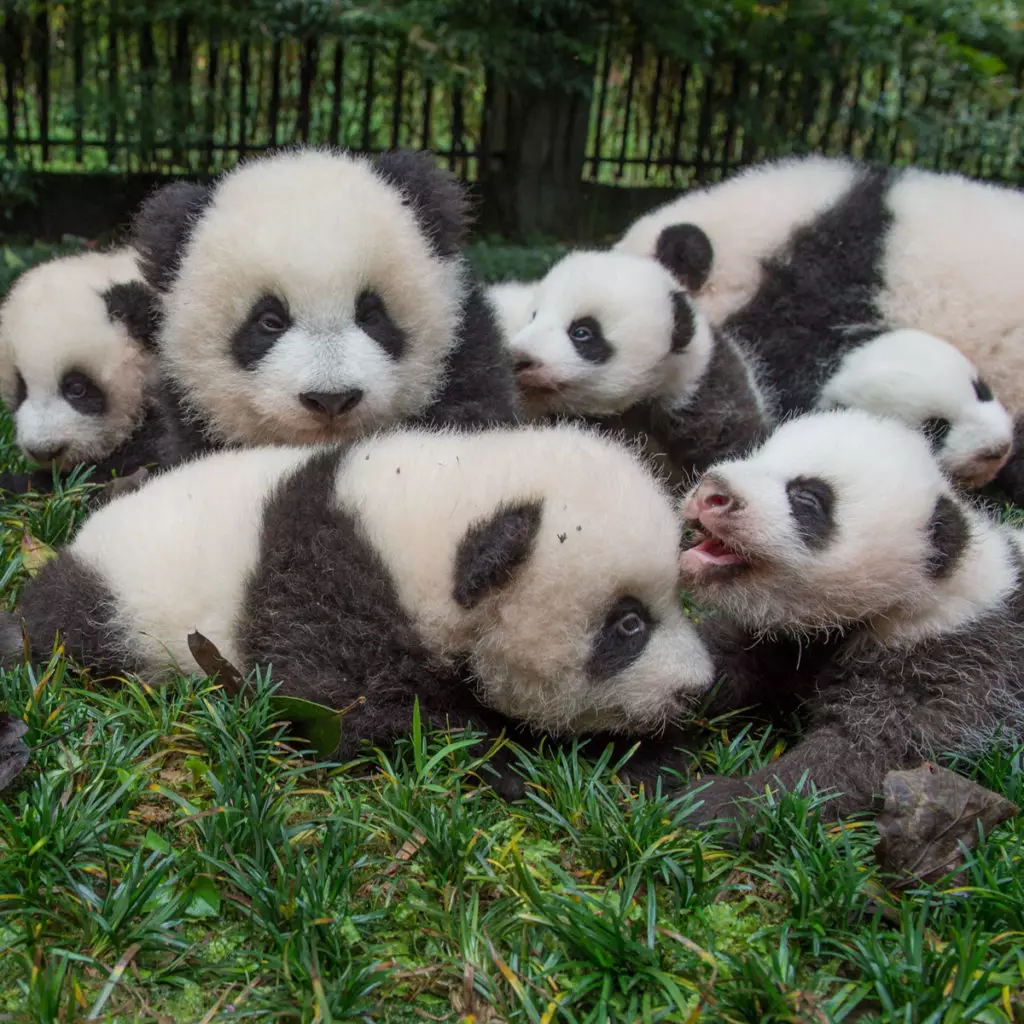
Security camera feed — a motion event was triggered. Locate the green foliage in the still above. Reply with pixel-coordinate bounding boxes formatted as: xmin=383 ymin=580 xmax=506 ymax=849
xmin=0 ymin=239 xmax=88 ymax=300
xmin=466 ymin=237 xmax=569 ymax=283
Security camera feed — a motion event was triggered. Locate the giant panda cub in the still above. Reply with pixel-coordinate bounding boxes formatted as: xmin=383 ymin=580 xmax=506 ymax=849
xmin=675 ymin=409 xmax=1024 ymax=824
xmin=506 ymin=249 xmax=771 ymax=481
xmin=2 ymin=423 xmax=715 ymax=796
xmin=0 ymin=249 xmax=162 ymax=493
xmin=132 ymin=148 xmax=520 ymax=464
xmin=615 ymin=156 xmax=1024 ymax=498
xmin=817 ymin=328 xmax=1013 ymax=489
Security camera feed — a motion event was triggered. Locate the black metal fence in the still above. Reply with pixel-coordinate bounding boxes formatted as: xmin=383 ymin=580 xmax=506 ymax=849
xmin=1 ymin=6 xmax=1022 ymax=188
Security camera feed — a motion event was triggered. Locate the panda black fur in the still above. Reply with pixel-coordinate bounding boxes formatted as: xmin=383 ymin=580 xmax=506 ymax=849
xmin=132 ymin=148 xmax=520 ymax=464
xmin=615 ymin=156 xmax=1024 ymax=496
xmin=506 ymin=249 xmax=772 ymax=482
xmin=674 ymin=410 xmax=1024 ymax=824
xmin=0 ymin=249 xmax=164 ymax=493
xmin=1 ymin=424 xmax=715 ymax=794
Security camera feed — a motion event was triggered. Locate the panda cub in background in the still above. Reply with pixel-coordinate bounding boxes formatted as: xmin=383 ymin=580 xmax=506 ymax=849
xmin=675 ymin=409 xmax=1024 ymax=825
xmin=817 ymin=328 xmax=1013 ymax=489
xmin=507 ymin=249 xmax=771 ymax=481
xmin=2 ymin=423 xmax=715 ymax=796
xmin=132 ymin=148 xmax=520 ymax=464
xmin=0 ymin=248 xmax=162 ymax=493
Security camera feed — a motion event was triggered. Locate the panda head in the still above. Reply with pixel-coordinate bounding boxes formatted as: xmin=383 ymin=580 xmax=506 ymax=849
xmin=487 ymin=280 xmax=538 ymax=344
xmin=132 ymin=148 xmax=470 ymax=447
xmin=0 ymin=249 xmax=159 ymax=468
xmin=339 ymin=424 xmax=715 ymax=736
xmin=506 ymin=251 xmax=713 ymax=418
xmin=677 ymin=409 xmax=981 ymax=633
xmin=817 ymin=329 xmax=1013 ymax=489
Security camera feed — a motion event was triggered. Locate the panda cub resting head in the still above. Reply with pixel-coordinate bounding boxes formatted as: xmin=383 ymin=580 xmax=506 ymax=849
xmin=675 ymin=409 xmax=1024 ymax=824
xmin=506 ymin=249 xmax=771 ymax=478
xmin=3 ymin=423 xmax=715 ymax=795
xmin=133 ymin=147 xmax=519 ymax=463
xmin=817 ymin=328 xmax=1013 ymax=489
xmin=0 ymin=249 xmax=161 ymax=490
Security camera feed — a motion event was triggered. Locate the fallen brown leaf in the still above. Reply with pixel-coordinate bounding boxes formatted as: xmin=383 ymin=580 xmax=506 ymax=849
xmin=19 ymin=531 xmax=56 ymax=577
xmin=875 ymin=761 xmax=1019 ymax=886
xmin=187 ymin=631 xmax=247 ymax=697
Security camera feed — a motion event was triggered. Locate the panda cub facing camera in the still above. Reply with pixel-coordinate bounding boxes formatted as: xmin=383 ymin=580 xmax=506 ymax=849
xmin=505 ymin=249 xmax=772 ymax=481
xmin=675 ymin=409 xmax=1024 ymax=825
xmin=1 ymin=423 xmax=716 ymax=797
xmin=0 ymin=248 xmax=162 ymax=493
xmin=132 ymin=147 xmax=521 ymax=464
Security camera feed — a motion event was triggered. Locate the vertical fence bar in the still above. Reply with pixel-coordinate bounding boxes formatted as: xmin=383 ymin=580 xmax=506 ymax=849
xmin=139 ymin=21 xmax=157 ymax=166
xmin=297 ymin=36 xmax=318 ymax=142
xmin=616 ymin=39 xmax=641 ymax=179
xmin=204 ymin=23 xmax=220 ymax=171
xmin=106 ymin=0 xmax=119 ymax=166
xmin=34 ymin=2 xmax=50 ymax=163
xmin=390 ymin=45 xmax=405 ymax=150
xmin=329 ymin=40 xmax=345 ymax=145
xmin=3 ymin=6 xmax=20 ymax=160
xmin=421 ymin=78 xmax=433 ymax=149
xmin=588 ymin=26 xmax=612 ymax=180
xmin=693 ymin=65 xmax=715 ymax=181
xmin=268 ymin=38 xmax=282 ymax=148
xmin=450 ymin=81 xmax=464 ymax=173
xmin=72 ymin=0 xmax=85 ymax=162
xmin=668 ymin=63 xmax=692 ymax=182
xmin=238 ymin=41 xmax=250 ymax=159
xmin=643 ymin=55 xmax=664 ymax=178
xmin=361 ymin=44 xmax=375 ymax=151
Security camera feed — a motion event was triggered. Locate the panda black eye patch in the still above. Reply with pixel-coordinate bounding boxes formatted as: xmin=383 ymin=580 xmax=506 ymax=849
xmin=231 ymin=294 xmax=292 ymax=370
xmin=60 ymin=370 xmax=106 ymax=416
xmin=973 ymin=378 xmax=994 ymax=403
xmin=567 ymin=316 xmax=613 ymax=365
xmin=355 ymin=290 xmax=406 ymax=359
xmin=586 ymin=596 xmax=654 ymax=682
xmin=14 ymin=370 xmax=27 ymax=408
xmin=921 ymin=417 xmax=952 ymax=450
xmin=785 ymin=476 xmax=835 ymax=550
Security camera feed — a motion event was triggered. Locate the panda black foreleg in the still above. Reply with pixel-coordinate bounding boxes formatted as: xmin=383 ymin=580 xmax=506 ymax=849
xmin=994 ymin=416 xmax=1024 ymax=506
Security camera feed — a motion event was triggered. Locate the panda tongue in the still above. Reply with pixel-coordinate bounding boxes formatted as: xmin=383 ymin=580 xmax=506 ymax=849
xmin=690 ymin=536 xmax=746 ymax=566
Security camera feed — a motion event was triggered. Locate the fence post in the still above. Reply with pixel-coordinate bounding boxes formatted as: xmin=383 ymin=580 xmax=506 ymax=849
xmin=4 ymin=6 xmax=22 ymax=161
xmin=33 ymin=1 xmax=50 ymax=164
xmin=72 ymin=0 xmax=85 ymax=164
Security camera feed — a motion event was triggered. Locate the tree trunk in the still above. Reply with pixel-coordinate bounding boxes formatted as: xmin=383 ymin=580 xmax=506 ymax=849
xmin=484 ymin=80 xmax=592 ymax=241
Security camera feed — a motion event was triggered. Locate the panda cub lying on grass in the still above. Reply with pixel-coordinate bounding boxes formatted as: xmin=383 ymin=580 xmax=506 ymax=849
xmin=1 ymin=423 xmax=715 ymax=798
xmin=676 ymin=409 xmax=1024 ymax=824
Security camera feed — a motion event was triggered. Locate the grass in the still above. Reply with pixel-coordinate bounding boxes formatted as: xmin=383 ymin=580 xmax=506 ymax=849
xmin=1 ymin=252 xmax=1024 ymax=1022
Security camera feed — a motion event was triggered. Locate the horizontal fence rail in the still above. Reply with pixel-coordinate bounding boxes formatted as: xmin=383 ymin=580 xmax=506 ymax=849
xmin=1 ymin=4 xmax=1021 ymax=187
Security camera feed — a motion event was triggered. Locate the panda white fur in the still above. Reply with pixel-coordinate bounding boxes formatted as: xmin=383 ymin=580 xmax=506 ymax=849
xmin=674 ymin=409 xmax=1024 ymax=823
xmin=487 ymin=280 xmax=537 ymax=345
xmin=0 ymin=249 xmax=163 ymax=489
xmin=506 ymin=249 xmax=771 ymax=479
xmin=616 ymin=156 xmax=1024 ymax=497
xmin=132 ymin=148 xmax=520 ymax=463
xmin=817 ymin=328 xmax=1013 ymax=488
xmin=2 ymin=423 xmax=715 ymax=795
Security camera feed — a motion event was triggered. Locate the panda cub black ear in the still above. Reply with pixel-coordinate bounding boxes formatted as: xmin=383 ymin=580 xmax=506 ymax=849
xmin=654 ymin=224 xmax=714 ymax=294
xmin=102 ymin=280 xmax=163 ymax=351
xmin=926 ymin=494 xmax=970 ymax=579
xmin=453 ymin=500 xmax=543 ymax=609
xmin=669 ymin=292 xmax=696 ymax=353
xmin=372 ymin=148 xmax=472 ymax=259
xmin=132 ymin=181 xmax=213 ymax=293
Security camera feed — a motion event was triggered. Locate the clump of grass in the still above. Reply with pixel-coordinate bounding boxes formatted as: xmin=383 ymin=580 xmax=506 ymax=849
xmin=1 ymin=345 xmax=1023 ymax=1020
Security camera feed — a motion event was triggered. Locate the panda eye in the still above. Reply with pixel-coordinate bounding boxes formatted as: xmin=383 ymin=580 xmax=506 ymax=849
xmin=355 ymin=290 xmax=386 ymax=325
xmin=60 ymin=370 xmax=106 ymax=416
xmin=258 ymin=311 xmax=288 ymax=333
xmin=566 ymin=316 xmax=613 ymax=365
xmin=973 ymin=378 xmax=994 ymax=403
xmin=14 ymin=370 xmax=27 ymax=407
xmin=785 ymin=476 xmax=835 ymax=550
xmin=615 ymin=611 xmax=646 ymax=638
xmin=921 ymin=417 xmax=952 ymax=449
xmin=569 ymin=324 xmax=592 ymax=343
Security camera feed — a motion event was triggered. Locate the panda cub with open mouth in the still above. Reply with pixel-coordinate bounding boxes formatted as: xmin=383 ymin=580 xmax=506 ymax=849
xmin=677 ymin=409 xmax=1024 ymax=825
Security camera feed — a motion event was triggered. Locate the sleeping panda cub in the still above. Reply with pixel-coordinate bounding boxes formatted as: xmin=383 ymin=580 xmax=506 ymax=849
xmin=507 ymin=250 xmax=771 ymax=481
xmin=615 ymin=155 xmax=1024 ymax=499
xmin=132 ymin=148 xmax=520 ymax=463
xmin=676 ymin=409 xmax=1024 ymax=825
xmin=0 ymin=249 xmax=162 ymax=493
xmin=817 ymin=328 xmax=1013 ymax=489
xmin=2 ymin=423 xmax=715 ymax=797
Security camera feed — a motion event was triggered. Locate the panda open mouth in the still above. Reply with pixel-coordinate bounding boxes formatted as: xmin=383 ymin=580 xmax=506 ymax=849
xmin=679 ymin=521 xmax=749 ymax=575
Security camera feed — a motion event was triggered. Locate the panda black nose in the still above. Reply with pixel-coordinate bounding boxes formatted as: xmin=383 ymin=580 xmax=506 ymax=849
xmin=299 ymin=389 xmax=364 ymax=418
xmin=512 ymin=355 xmax=538 ymax=374
xmin=25 ymin=443 xmax=66 ymax=464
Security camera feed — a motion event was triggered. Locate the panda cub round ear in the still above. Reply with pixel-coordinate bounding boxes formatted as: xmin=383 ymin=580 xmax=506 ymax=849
xmin=372 ymin=149 xmax=472 ymax=259
xmin=132 ymin=181 xmax=213 ymax=293
xmin=102 ymin=280 xmax=163 ymax=351
xmin=654 ymin=223 xmax=714 ymax=294
xmin=453 ymin=500 xmax=544 ymax=609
